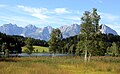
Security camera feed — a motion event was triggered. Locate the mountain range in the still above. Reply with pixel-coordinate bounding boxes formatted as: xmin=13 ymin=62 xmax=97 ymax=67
xmin=0 ymin=23 xmax=118 ymax=41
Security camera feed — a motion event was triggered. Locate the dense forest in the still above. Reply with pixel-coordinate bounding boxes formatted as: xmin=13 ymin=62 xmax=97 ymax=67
xmin=49 ymin=32 xmax=120 ymax=55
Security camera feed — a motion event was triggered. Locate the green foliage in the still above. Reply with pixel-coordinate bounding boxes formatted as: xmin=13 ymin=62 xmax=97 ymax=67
xmin=4 ymin=49 xmax=9 ymax=57
xmin=76 ymin=41 xmax=84 ymax=56
xmin=109 ymin=42 xmax=119 ymax=56
xmin=69 ymin=44 xmax=75 ymax=54
xmin=81 ymin=11 xmax=95 ymax=35
xmin=25 ymin=38 xmax=33 ymax=46
xmin=79 ymin=8 xmax=101 ymax=62
xmin=98 ymin=41 xmax=107 ymax=55
xmin=1 ymin=42 xmax=7 ymax=53
xmin=25 ymin=45 xmax=34 ymax=55
xmin=25 ymin=38 xmax=34 ymax=55
xmin=48 ymin=28 xmax=62 ymax=53
xmin=0 ymin=33 xmax=22 ymax=54
xmin=57 ymin=8 xmax=120 ymax=58
xmin=91 ymin=8 xmax=101 ymax=32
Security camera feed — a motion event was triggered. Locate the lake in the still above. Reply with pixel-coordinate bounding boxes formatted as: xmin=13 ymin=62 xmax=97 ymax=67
xmin=9 ymin=53 xmax=73 ymax=57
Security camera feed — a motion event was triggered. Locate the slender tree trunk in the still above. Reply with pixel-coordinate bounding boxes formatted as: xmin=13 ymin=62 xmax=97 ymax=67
xmin=84 ymin=49 xmax=87 ymax=62
xmin=84 ymin=36 xmax=88 ymax=62
xmin=88 ymin=53 xmax=91 ymax=62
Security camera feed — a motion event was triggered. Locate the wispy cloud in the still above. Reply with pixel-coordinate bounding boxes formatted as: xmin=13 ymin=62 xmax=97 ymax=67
xmin=54 ymin=8 xmax=71 ymax=14
xmin=17 ymin=5 xmax=72 ymax=20
xmin=0 ymin=4 xmax=6 ymax=7
xmin=91 ymin=0 xmax=103 ymax=3
xmin=99 ymin=12 xmax=120 ymax=24
xmin=0 ymin=15 xmax=52 ymax=27
xmin=32 ymin=13 xmax=49 ymax=20
xmin=17 ymin=5 xmax=48 ymax=13
xmin=17 ymin=5 xmax=50 ymax=20
xmin=100 ymin=12 xmax=119 ymax=21
xmin=98 ymin=0 xmax=103 ymax=3
xmin=16 ymin=5 xmax=81 ymax=26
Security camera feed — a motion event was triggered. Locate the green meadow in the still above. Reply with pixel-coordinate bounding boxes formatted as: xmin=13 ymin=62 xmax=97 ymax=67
xmin=22 ymin=46 xmax=49 ymax=53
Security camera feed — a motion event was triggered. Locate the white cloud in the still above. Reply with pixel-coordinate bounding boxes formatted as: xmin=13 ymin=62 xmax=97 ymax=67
xmin=54 ymin=8 xmax=70 ymax=14
xmin=99 ymin=12 xmax=120 ymax=22
xmin=0 ymin=15 xmax=49 ymax=27
xmin=17 ymin=5 xmax=49 ymax=20
xmin=17 ymin=5 xmax=48 ymax=13
xmin=68 ymin=16 xmax=80 ymax=21
xmin=16 ymin=5 xmax=80 ymax=26
xmin=32 ymin=13 xmax=49 ymax=20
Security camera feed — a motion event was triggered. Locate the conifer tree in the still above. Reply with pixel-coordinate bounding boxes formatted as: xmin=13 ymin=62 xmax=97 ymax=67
xmin=48 ymin=28 xmax=62 ymax=53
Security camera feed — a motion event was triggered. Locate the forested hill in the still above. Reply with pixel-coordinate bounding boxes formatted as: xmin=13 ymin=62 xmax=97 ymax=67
xmin=0 ymin=32 xmax=48 ymax=54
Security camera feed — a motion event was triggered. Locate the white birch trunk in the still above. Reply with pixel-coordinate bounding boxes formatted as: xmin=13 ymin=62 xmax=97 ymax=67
xmin=84 ymin=49 xmax=87 ymax=62
xmin=88 ymin=53 xmax=91 ymax=62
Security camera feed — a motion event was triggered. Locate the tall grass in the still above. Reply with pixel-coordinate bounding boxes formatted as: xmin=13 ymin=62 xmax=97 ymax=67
xmin=0 ymin=56 xmax=120 ymax=74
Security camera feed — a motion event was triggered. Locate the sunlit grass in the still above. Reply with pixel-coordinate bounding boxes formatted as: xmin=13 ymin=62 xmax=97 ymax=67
xmin=0 ymin=56 xmax=120 ymax=74
xmin=22 ymin=46 xmax=49 ymax=53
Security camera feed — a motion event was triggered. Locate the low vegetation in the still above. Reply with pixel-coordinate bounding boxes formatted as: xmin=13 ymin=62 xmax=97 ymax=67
xmin=22 ymin=46 xmax=49 ymax=53
xmin=0 ymin=56 xmax=120 ymax=74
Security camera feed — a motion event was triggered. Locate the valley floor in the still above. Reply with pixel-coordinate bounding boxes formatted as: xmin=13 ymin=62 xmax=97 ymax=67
xmin=0 ymin=56 xmax=120 ymax=74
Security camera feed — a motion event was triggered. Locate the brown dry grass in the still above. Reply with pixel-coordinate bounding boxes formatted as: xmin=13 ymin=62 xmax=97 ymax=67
xmin=0 ymin=56 xmax=120 ymax=74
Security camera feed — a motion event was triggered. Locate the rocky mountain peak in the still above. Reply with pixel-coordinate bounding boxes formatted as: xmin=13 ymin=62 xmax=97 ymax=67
xmin=100 ymin=24 xmax=118 ymax=35
xmin=0 ymin=23 xmax=118 ymax=41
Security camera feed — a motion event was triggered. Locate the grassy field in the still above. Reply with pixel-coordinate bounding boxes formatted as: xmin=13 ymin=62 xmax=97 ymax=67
xmin=0 ymin=56 xmax=120 ymax=74
xmin=22 ymin=46 xmax=49 ymax=53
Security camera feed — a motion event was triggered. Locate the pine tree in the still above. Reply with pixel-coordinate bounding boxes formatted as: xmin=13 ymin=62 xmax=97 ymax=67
xmin=48 ymin=28 xmax=62 ymax=53
xmin=91 ymin=8 xmax=101 ymax=33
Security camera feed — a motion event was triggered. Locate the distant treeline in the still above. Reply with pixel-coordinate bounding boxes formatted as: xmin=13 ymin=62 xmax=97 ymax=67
xmin=61 ymin=33 xmax=120 ymax=56
xmin=0 ymin=32 xmax=48 ymax=55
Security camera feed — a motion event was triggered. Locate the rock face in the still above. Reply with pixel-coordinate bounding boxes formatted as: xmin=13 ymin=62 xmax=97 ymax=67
xmin=30 ymin=26 xmax=53 ymax=40
xmin=23 ymin=24 xmax=38 ymax=37
xmin=0 ymin=23 xmax=118 ymax=41
xmin=59 ymin=24 xmax=80 ymax=38
xmin=100 ymin=24 xmax=118 ymax=35
xmin=0 ymin=23 xmax=23 ymax=35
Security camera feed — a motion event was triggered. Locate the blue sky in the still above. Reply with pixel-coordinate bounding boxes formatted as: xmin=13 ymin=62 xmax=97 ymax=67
xmin=0 ymin=0 xmax=120 ymax=34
